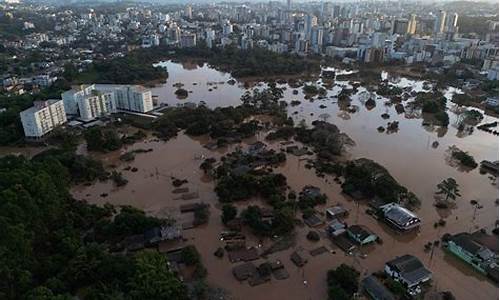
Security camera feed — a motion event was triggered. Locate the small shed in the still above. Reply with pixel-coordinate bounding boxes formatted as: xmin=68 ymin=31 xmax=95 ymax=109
xmin=326 ymin=205 xmax=349 ymax=219
xmin=290 ymin=250 xmax=308 ymax=267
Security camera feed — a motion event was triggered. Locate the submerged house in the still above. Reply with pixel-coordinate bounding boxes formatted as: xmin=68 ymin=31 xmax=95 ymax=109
xmin=380 ymin=203 xmax=421 ymax=231
xmin=144 ymin=225 xmax=182 ymax=246
xmin=361 ymin=275 xmax=396 ymax=300
xmin=445 ymin=232 xmax=499 ymax=281
xmin=347 ymin=225 xmax=378 ymax=245
xmin=326 ymin=205 xmax=349 ymax=219
xmin=384 ymin=255 xmax=432 ymax=294
xmin=326 ymin=219 xmax=347 ymax=237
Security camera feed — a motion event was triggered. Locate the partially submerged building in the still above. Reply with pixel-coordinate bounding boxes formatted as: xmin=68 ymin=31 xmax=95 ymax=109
xmin=384 ymin=255 xmax=432 ymax=295
xmin=361 ymin=275 xmax=396 ymax=300
xmin=347 ymin=225 xmax=378 ymax=245
xmin=445 ymin=232 xmax=499 ymax=281
xmin=144 ymin=225 xmax=182 ymax=246
xmin=326 ymin=219 xmax=347 ymax=237
xmin=326 ymin=205 xmax=349 ymax=219
xmin=380 ymin=203 xmax=421 ymax=231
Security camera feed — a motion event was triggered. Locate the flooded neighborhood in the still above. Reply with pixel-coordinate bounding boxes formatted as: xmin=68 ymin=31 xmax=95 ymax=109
xmin=66 ymin=61 xmax=499 ymax=300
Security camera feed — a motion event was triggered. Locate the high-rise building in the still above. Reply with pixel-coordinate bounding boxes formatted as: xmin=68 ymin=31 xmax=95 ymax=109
xmin=446 ymin=13 xmax=459 ymax=32
xmin=287 ymin=0 xmax=292 ymax=10
xmin=168 ymin=24 xmax=181 ymax=43
xmin=77 ymin=90 xmax=116 ymax=121
xmin=304 ymin=14 xmax=318 ymax=39
xmin=408 ymin=14 xmax=417 ymax=34
xmin=205 ymin=29 xmax=216 ymax=48
xmin=180 ymin=33 xmax=197 ymax=48
xmin=311 ymin=26 xmax=324 ymax=53
xmin=114 ymin=86 xmax=153 ymax=113
xmin=393 ymin=19 xmax=409 ymax=35
xmin=333 ymin=5 xmax=341 ymax=18
xmin=184 ymin=5 xmax=192 ymax=19
xmin=434 ymin=10 xmax=447 ymax=33
xmin=20 ymin=100 xmax=67 ymax=138
xmin=222 ymin=20 xmax=233 ymax=36
xmin=62 ymin=84 xmax=153 ymax=121
xmin=295 ymin=38 xmax=309 ymax=54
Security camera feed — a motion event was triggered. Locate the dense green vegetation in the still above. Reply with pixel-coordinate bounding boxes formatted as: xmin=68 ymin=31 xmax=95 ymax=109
xmin=342 ymin=158 xmax=420 ymax=208
xmin=240 ymin=205 xmax=295 ymax=237
xmin=154 ymin=105 xmax=258 ymax=141
xmin=303 ymin=84 xmax=326 ymax=96
xmin=450 ymin=147 xmax=478 ymax=168
xmin=152 ymin=85 xmax=289 ymax=142
xmin=0 ymin=154 xmax=187 ymax=299
xmin=0 ymin=11 xmax=55 ymax=41
xmin=180 ymin=245 xmax=207 ymax=279
xmin=265 ymin=126 xmax=295 ymax=140
xmin=377 ymin=83 xmax=403 ymax=96
xmin=327 ymin=264 xmax=360 ymax=300
xmin=221 ymin=204 xmax=238 ymax=225
xmin=411 ymin=91 xmax=449 ymax=126
xmin=167 ymin=45 xmax=320 ymax=78
xmin=436 ymin=178 xmax=461 ymax=203
xmin=298 ymin=186 xmax=328 ymax=210
xmin=295 ymin=121 xmax=354 ymax=159
xmin=33 ymin=148 xmax=108 ymax=183
xmin=84 ymin=127 xmax=123 ymax=152
xmin=64 ymin=57 xmax=168 ymax=85
xmin=212 ymin=144 xmax=296 ymax=235
xmin=214 ymin=150 xmax=287 ymax=204
xmin=65 ymin=45 xmax=319 ymax=85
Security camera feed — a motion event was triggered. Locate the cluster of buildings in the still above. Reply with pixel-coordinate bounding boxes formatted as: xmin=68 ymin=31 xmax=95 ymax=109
xmin=20 ymin=84 xmax=153 ymax=138
xmin=1 ymin=1 xmax=498 ymax=96
xmin=445 ymin=231 xmax=499 ymax=282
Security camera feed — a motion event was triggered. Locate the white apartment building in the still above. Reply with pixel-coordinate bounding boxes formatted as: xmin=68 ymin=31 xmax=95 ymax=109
xmin=62 ymin=84 xmax=153 ymax=121
xmin=77 ymin=90 xmax=116 ymax=121
xmin=62 ymin=84 xmax=116 ymax=121
xmin=113 ymin=85 xmax=153 ymax=113
xmin=20 ymin=100 xmax=67 ymax=138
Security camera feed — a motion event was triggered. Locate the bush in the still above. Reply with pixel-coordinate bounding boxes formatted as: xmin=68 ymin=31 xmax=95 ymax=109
xmin=175 ymin=88 xmax=189 ymax=98
xmin=434 ymin=111 xmax=449 ymax=126
xmin=111 ymin=171 xmax=128 ymax=187
xmin=194 ymin=204 xmax=209 ymax=225
xmin=221 ymin=204 xmax=238 ymax=225
xmin=181 ymin=245 xmax=201 ymax=266
xmin=306 ymin=231 xmax=320 ymax=241
xmin=326 ymin=264 xmax=360 ymax=300
xmin=451 ymin=149 xmax=478 ymax=168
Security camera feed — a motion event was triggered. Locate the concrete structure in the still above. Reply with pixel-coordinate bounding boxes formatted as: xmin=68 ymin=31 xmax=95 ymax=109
xmin=180 ymin=33 xmax=197 ymax=48
xmin=434 ymin=10 xmax=447 ymax=34
xmin=62 ymin=85 xmax=116 ymax=121
xmin=113 ymin=85 xmax=153 ymax=113
xmin=20 ymin=99 xmax=67 ymax=138
xmin=62 ymin=84 xmax=153 ymax=121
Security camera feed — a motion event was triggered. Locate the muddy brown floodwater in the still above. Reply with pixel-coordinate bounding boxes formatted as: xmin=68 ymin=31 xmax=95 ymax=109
xmin=69 ymin=61 xmax=499 ymax=300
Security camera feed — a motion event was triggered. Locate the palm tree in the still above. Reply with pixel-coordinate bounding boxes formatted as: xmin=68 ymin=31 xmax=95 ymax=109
xmin=436 ymin=178 xmax=461 ymax=202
